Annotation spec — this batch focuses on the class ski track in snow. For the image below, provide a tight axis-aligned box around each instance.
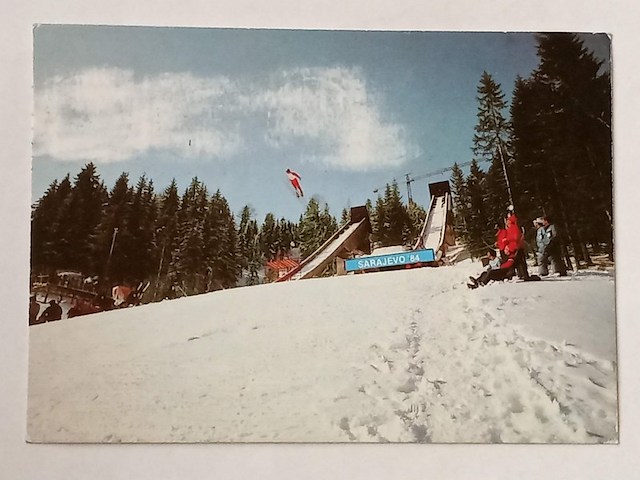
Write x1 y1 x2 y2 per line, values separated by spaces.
333 280 617 443
27 261 617 444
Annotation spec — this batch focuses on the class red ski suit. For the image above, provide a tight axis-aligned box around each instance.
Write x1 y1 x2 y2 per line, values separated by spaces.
499 214 523 270
287 170 304 197
287 170 302 192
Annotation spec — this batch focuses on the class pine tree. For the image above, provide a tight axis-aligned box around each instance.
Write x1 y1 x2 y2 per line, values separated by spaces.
259 213 279 261
237 205 254 271
31 175 72 273
383 181 409 246
370 195 385 246
298 199 321 258
321 204 338 241
31 179 59 273
473 72 514 209
205 190 239 290
405 201 426 245
364 199 373 221
277 218 297 256
96 172 134 285
58 163 106 275
298 198 337 257
127 175 157 283
153 179 180 299
449 163 469 243
340 208 350 226
236 205 268 285
246 219 262 285
465 160 490 256
171 178 209 295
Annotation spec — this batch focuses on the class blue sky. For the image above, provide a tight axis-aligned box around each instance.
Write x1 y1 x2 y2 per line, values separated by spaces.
32 27 610 222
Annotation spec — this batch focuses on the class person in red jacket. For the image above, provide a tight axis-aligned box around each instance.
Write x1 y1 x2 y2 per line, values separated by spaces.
286 169 304 198
504 206 530 280
497 217 518 279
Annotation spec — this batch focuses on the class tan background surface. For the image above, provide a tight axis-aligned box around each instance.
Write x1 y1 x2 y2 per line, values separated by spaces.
1 1 638 478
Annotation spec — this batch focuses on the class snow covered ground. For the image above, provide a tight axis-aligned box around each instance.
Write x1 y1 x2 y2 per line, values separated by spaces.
27 259 617 444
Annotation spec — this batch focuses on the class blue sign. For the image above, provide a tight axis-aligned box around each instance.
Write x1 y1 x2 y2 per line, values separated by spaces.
345 249 435 272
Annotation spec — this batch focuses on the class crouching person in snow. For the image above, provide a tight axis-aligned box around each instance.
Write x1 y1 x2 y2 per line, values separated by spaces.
468 248 518 289
39 299 62 322
467 249 501 289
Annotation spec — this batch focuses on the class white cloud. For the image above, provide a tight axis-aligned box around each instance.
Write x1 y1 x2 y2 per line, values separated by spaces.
35 66 416 171
252 67 414 171
35 68 242 163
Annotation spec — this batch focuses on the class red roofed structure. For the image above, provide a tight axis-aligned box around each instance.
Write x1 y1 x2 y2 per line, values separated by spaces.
266 258 300 282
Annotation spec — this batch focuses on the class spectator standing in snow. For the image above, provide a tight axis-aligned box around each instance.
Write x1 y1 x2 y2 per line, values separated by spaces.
39 299 62 322
539 216 567 277
29 295 41 325
534 217 546 265
467 249 502 289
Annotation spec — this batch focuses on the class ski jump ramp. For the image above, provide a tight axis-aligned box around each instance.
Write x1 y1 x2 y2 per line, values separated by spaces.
276 206 371 282
412 181 455 263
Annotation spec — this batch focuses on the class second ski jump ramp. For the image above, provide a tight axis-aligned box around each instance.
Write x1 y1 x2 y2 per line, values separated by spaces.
276 206 371 282
413 182 455 263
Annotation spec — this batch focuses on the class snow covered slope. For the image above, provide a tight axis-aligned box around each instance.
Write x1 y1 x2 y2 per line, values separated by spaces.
27 261 617 443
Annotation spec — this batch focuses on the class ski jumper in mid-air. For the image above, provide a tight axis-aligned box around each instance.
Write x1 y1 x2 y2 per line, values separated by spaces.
286 169 304 197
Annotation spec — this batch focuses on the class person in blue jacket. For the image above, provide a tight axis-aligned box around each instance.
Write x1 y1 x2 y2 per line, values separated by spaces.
536 216 567 277
467 249 503 289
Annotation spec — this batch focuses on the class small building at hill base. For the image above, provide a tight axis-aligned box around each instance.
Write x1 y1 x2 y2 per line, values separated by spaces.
266 258 301 282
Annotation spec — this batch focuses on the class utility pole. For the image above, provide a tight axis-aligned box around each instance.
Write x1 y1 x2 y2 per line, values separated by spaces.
490 105 514 207
104 227 119 285
153 243 166 301
405 173 413 204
